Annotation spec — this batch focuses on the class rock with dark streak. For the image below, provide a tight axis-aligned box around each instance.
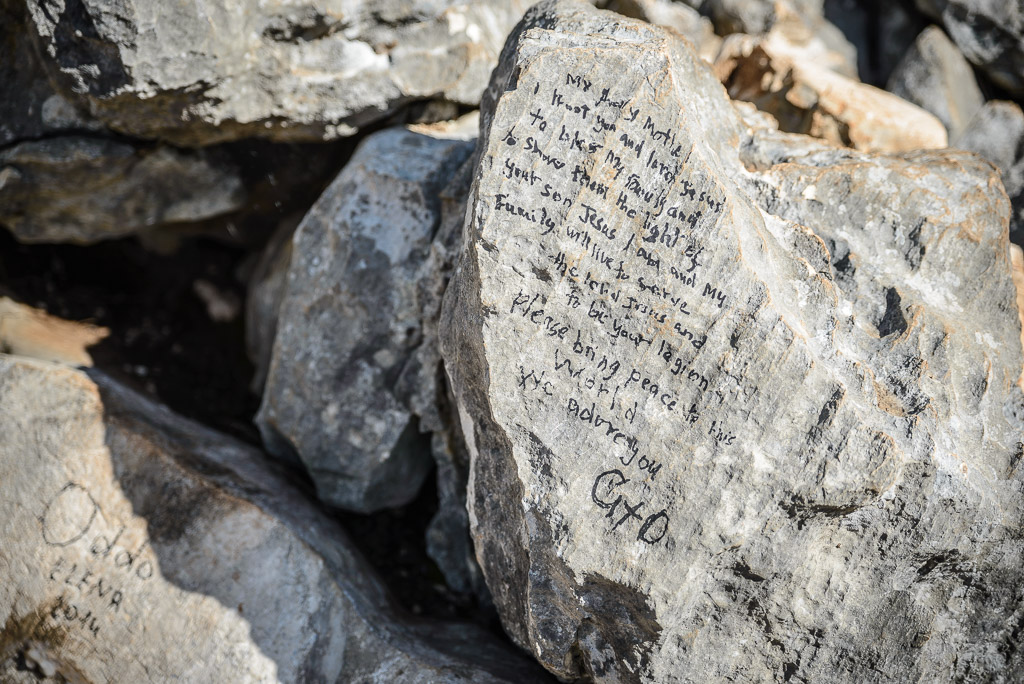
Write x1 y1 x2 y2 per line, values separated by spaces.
0 0 245 244
21 0 531 145
0 353 543 682
441 2 1024 680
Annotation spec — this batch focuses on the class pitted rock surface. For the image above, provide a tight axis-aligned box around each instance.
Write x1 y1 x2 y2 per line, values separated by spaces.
22 0 530 145
0 354 541 683
440 1 1024 681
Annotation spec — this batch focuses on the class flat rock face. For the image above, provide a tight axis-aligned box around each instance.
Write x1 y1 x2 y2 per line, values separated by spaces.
441 1 1024 681
23 0 529 145
0 354 537 682
257 127 474 513
887 25 983 140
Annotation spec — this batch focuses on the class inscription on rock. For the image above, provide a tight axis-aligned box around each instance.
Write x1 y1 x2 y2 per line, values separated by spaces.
478 63 743 545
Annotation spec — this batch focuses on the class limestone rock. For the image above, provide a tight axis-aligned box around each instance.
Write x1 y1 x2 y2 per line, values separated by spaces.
257 127 474 513
887 25 984 140
954 100 1024 245
716 33 948 152
0 137 245 244
0 353 542 682
603 0 721 63
915 0 1024 98
22 0 530 146
441 1 1024 680
0 0 246 244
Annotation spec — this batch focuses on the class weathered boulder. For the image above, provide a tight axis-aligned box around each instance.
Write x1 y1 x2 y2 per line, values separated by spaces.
954 100 1024 245
887 25 984 141
915 0 1024 98
256 127 474 514
441 1 1024 681
0 0 246 244
716 32 948 152
0 353 542 682
22 0 530 146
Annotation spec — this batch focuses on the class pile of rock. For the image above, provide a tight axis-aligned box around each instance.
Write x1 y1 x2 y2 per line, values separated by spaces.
2 0 1024 681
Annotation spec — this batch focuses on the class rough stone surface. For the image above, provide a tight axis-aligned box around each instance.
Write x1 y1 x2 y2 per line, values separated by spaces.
0 0 246 244
716 33 948 153
22 0 530 145
603 0 721 62
0 353 544 682
257 127 474 513
915 0 1024 98
887 25 984 141
954 100 1024 245
0 137 245 244
441 2 1024 681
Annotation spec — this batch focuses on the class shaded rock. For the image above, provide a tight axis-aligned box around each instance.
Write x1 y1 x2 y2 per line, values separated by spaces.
716 33 948 152
245 214 299 393
686 0 825 36
915 0 1024 98
0 137 245 244
887 25 984 140
0 0 102 147
0 0 246 244
22 0 531 145
256 127 474 513
1013 244 1024 382
0 352 542 682
954 100 1024 244
603 0 721 62
824 0 928 86
442 1 1024 680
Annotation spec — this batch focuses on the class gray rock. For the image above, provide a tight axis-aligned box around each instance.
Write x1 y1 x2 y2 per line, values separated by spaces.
0 0 245 244
603 0 721 62
257 127 475 514
0 353 543 682
441 1 1024 681
954 100 1024 245
915 0 1024 98
0 137 245 244
22 0 531 146
887 25 984 140
824 0 928 86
